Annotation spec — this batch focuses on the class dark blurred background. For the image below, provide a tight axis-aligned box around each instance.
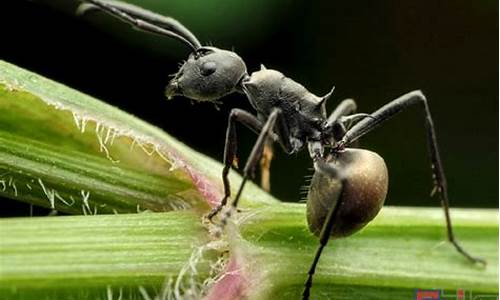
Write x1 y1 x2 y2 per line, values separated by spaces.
0 0 498 216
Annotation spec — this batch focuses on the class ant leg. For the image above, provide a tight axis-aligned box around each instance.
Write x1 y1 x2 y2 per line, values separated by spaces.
207 109 269 220
259 104 308 190
78 0 198 51
303 142 345 299
340 90 485 265
254 107 297 193
259 139 273 192
219 108 282 226
256 112 274 193
325 99 361 144
326 98 357 125
208 108 292 221
259 108 299 192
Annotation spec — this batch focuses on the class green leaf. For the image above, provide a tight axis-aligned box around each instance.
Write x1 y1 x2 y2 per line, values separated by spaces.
0 60 274 214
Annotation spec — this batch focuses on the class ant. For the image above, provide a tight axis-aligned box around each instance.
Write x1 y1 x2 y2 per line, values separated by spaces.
78 1 486 299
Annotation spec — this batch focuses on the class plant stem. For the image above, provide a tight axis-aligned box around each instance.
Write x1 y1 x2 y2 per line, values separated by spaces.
0 205 497 299
0 211 214 300
238 204 498 299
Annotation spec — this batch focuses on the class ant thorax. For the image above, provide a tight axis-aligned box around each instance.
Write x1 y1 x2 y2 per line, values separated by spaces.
242 67 327 145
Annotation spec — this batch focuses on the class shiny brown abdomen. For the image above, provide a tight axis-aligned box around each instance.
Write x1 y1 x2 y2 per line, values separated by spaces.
306 149 389 238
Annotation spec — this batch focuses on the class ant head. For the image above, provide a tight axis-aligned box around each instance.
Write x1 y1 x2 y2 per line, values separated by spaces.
77 1 247 103
166 47 247 102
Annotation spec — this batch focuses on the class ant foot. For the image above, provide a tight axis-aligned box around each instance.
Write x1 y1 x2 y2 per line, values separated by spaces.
332 140 346 153
212 224 223 238
206 201 226 222
219 206 236 227
206 206 237 238
205 209 219 223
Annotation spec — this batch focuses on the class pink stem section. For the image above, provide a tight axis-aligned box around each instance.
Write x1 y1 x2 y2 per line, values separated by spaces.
169 149 223 208
184 165 222 207
203 255 249 300
167 148 251 298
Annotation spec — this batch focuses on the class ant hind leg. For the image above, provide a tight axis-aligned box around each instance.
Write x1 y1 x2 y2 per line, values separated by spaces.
340 90 485 265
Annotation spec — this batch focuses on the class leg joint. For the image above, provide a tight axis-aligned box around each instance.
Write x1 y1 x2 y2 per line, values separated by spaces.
229 108 244 120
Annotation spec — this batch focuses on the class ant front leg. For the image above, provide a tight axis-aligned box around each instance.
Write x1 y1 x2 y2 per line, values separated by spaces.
339 90 486 265
206 109 274 220
218 108 283 227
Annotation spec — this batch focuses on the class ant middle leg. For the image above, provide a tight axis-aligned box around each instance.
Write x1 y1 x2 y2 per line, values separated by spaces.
259 139 274 192
339 90 485 265
326 98 357 125
326 98 375 143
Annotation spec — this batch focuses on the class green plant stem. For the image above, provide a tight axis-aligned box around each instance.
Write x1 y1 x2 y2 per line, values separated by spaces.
0 211 213 300
0 205 497 299
239 204 498 299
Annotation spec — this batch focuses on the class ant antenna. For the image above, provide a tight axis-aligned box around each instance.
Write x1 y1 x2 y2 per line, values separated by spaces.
78 0 201 52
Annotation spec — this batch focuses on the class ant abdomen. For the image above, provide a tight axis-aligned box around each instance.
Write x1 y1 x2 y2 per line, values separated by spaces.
306 149 389 238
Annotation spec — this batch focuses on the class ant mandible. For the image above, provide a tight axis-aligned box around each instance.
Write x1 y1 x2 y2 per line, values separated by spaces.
78 1 486 299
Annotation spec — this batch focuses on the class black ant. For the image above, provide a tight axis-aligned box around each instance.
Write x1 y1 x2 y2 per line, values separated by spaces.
78 1 486 299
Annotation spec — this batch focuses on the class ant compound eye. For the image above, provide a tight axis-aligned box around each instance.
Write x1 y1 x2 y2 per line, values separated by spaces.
200 61 217 76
